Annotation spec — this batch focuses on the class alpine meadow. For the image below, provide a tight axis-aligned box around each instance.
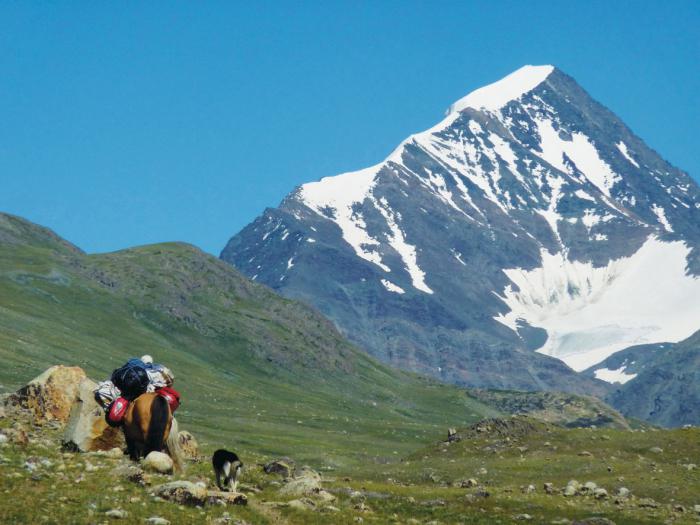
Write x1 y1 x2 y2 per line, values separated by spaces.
2 4 700 525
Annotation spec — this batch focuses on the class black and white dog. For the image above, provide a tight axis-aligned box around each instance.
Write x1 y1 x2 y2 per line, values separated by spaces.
212 449 243 492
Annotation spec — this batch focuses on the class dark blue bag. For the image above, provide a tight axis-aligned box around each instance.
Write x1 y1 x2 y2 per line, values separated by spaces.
111 358 149 400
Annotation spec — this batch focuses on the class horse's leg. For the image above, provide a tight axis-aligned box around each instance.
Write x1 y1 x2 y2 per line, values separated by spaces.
125 435 139 461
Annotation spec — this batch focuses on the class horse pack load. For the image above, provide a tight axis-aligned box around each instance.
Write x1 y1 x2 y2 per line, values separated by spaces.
94 355 181 426
111 358 150 400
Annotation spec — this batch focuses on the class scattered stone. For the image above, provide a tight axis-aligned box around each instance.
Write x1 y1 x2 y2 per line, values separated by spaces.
522 484 536 494
564 480 580 497
279 466 322 496
263 459 293 478
62 377 124 452
353 501 371 513
314 490 336 503
103 447 124 459
454 478 478 488
205 490 247 506
649 446 663 454
637 498 659 509
145 518 170 525
593 488 608 499
151 481 208 506
515 514 533 521
142 451 174 474
4 427 28 446
0 434 7 445
321 505 340 512
673 504 686 513
293 498 319 510
105 509 128 519
682 463 697 471
112 465 146 486
578 451 593 457
8 365 86 425
177 430 200 461
544 482 555 494
615 487 630 498
582 481 598 493
572 519 616 525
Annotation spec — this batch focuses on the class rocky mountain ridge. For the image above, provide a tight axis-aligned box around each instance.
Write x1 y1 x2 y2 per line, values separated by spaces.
222 65 700 396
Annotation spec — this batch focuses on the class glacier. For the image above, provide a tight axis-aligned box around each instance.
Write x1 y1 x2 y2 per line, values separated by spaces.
495 236 700 371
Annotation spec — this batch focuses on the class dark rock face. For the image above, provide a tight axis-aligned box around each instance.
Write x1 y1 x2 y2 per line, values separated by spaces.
585 330 700 427
221 66 700 398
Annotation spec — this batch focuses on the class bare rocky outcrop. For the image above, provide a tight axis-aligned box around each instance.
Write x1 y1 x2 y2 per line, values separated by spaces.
62 377 124 452
7 365 86 424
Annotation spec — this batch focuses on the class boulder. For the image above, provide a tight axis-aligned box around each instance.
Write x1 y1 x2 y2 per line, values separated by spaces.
177 430 200 461
62 378 124 452
8 365 86 425
263 459 293 477
151 481 208 506
142 451 174 474
279 466 322 496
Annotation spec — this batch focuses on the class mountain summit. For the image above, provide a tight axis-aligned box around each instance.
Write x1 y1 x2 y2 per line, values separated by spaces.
221 65 700 394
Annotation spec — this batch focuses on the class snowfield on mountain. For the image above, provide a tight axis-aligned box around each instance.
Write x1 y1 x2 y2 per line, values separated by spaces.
222 65 700 397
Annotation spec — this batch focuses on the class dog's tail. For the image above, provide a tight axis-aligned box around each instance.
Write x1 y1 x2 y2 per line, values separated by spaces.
166 416 186 473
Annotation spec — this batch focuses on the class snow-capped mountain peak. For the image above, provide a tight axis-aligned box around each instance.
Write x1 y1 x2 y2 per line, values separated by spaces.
447 64 555 114
222 65 700 393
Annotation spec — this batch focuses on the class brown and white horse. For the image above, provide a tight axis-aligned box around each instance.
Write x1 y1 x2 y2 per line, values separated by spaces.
122 392 185 472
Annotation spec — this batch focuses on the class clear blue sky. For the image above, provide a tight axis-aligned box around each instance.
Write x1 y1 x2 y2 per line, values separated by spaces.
1 2 698 254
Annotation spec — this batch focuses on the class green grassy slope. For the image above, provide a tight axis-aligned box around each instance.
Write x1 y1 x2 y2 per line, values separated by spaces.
0 212 499 466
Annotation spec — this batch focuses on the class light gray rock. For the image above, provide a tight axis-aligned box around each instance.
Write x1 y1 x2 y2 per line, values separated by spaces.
564 480 580 497
142 451 174 474
145 518 170 525
615 487 630 498
105 509 128 519
582 481 598 492
279 466 322 496
593 488 608 499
